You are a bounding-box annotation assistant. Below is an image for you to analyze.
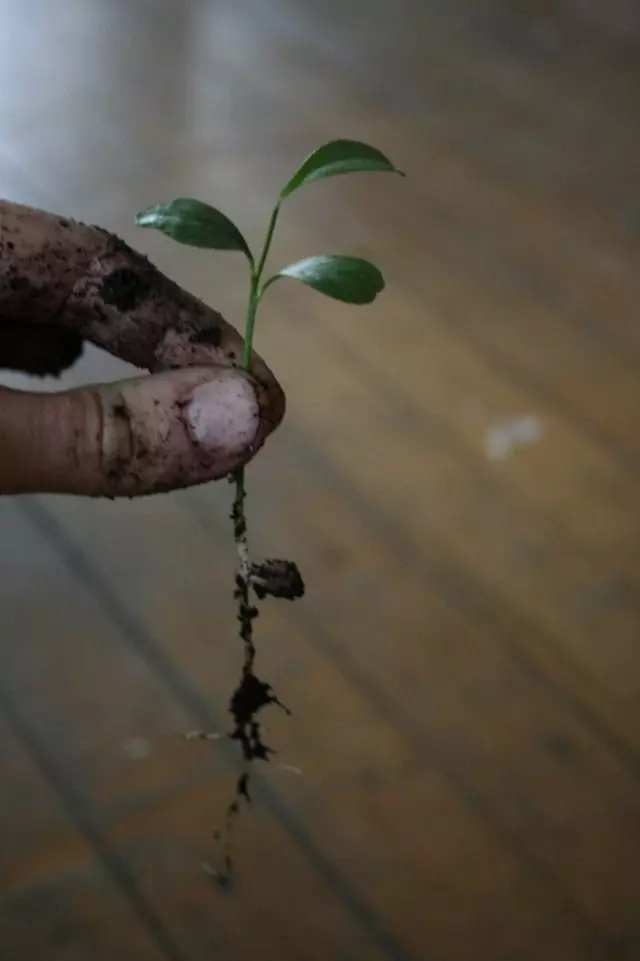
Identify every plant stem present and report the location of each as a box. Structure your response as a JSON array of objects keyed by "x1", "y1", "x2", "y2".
[
  {"x1": 242, "y1": 272, "x2": 260, "y2": 370},
  {"x1": 242, "y1": 199, "x2": 280, "y2": 368},
  {"x1": 256, "y1": 201, "x2": 281, "y2": 282},
  {"x1": 231, "y1": 200, "x2": 281, "y2": 717}
]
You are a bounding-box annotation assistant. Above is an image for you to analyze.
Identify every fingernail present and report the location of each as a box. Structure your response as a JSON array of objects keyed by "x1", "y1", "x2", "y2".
[{"x1": 185, "y1": 372, "x2": 260, "y2": 457}]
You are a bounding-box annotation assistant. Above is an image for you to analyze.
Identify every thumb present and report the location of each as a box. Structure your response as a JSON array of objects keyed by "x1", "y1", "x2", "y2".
[{"x1": 0, "y1": 365, "x2": 280, "y2": 497}]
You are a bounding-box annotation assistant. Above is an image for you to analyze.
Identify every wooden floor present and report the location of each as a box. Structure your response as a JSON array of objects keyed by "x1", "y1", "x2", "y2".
[{"x1": 1, "y1": 1, "x2": 639, "y2": 959}]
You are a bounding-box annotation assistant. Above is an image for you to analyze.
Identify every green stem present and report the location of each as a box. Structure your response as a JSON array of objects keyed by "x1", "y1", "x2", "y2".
[
  {"x1": 232, "y1": 199, "x2": 282, "y2": 668},
  {"x1": 242, "y1": 273, "x2": 260, "y2": 370},
  {"x1": 242, "y1": 201, "x2": 280, "y2": 369},
  {"x1": 255, "y1": 201, "x2": 281, "y2": 285}
]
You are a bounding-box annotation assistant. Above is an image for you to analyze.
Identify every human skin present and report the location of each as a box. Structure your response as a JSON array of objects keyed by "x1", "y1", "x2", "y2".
[{"x1": 0, "y1": 200, "x2": 285, "y2": 497}]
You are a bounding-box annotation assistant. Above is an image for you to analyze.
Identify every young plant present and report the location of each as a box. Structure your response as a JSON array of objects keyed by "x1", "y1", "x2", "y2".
[{"x1": 136, "y1": 139, "x2": 403, "y2": 880}]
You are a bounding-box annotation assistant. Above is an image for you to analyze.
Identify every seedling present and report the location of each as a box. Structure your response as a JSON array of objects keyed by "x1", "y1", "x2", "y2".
[{"x1": 136, "y1": 139, "x2": 403, "y2": 881}]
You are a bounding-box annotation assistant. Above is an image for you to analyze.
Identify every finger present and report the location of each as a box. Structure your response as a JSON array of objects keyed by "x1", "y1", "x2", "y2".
[
  {"x1": 0, "y1": 200, "x2": 282, "y2": 416},
  {"x1": 0, "y1": 365, "x2": 272, "y2": 498}
]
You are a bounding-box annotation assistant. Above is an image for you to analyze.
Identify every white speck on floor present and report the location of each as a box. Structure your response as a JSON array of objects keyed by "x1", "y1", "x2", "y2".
[{"x1": 485, "y1": 415, "x2": 544, "y2": 461}]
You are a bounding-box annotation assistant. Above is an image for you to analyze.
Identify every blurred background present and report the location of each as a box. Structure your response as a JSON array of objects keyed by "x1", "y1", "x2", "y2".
[{"x1": 1, "y1": 0, "x2": 639, "y2": 959}]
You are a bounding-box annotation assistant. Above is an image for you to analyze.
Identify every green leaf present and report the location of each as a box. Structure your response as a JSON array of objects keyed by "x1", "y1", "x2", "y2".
[
  {"x1": 135, "y1": 198, "x2": 252, "y2": 260},
  {"x1": 280, "y1": 139, "x2": 404, "y2": 198},
  {"x1": 265, "y1": 255, "x2": 385, "y2": 305}
]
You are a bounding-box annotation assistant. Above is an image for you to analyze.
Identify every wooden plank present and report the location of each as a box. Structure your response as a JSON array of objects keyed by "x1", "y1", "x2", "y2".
[
  {"x1": 188, "y1": 456, "x2": 640, "y2": 939},
  {"x1": 107, "y1": 767, "x2": 610, "y2": 961},
  {"x1": 0, "y1": 499, "x2": 225, "y2": 816},
  {"x1": 239, "y1": 291, "x2": 640, "y2": 720},
  {"x1": 0, "y1": 713, "x2": 90, "y2": 898},
  {"x1": 25, "y1": 502, "x2": 620, "y2": 957},
  {"x1": 0, "y1": 716, "x2": 174, "y2": 961},
  {"x1": 105, "y1": 780, "x2": 400, "y2": 961},
  {"x1": 0, "y1": 504, "x2": 398, "y2": 960},
  {"x1": 38, "y1": 484, "x2": 638, "y2": 955},
  {"x1": 231, "y1": 468, "x2": 640, "y2": 939},
  {"x1": 300, "y1": 775, "x2": 611, "y2": 961}
]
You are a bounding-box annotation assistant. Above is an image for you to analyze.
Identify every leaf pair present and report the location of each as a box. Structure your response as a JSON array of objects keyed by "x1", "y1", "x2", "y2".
[{"x1": 135, "y1": 139, "x2": 403, "y2": 305}]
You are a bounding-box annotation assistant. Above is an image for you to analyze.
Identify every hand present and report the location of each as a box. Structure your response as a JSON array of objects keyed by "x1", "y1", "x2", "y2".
[{"x1": 0, "y1": 200, "x2": 285, "y2": 497}]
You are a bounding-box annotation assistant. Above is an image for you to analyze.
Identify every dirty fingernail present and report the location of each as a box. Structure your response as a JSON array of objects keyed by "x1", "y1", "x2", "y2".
[{"x1": 185, "y1": 372, "x2": 260, "y2": 457}]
